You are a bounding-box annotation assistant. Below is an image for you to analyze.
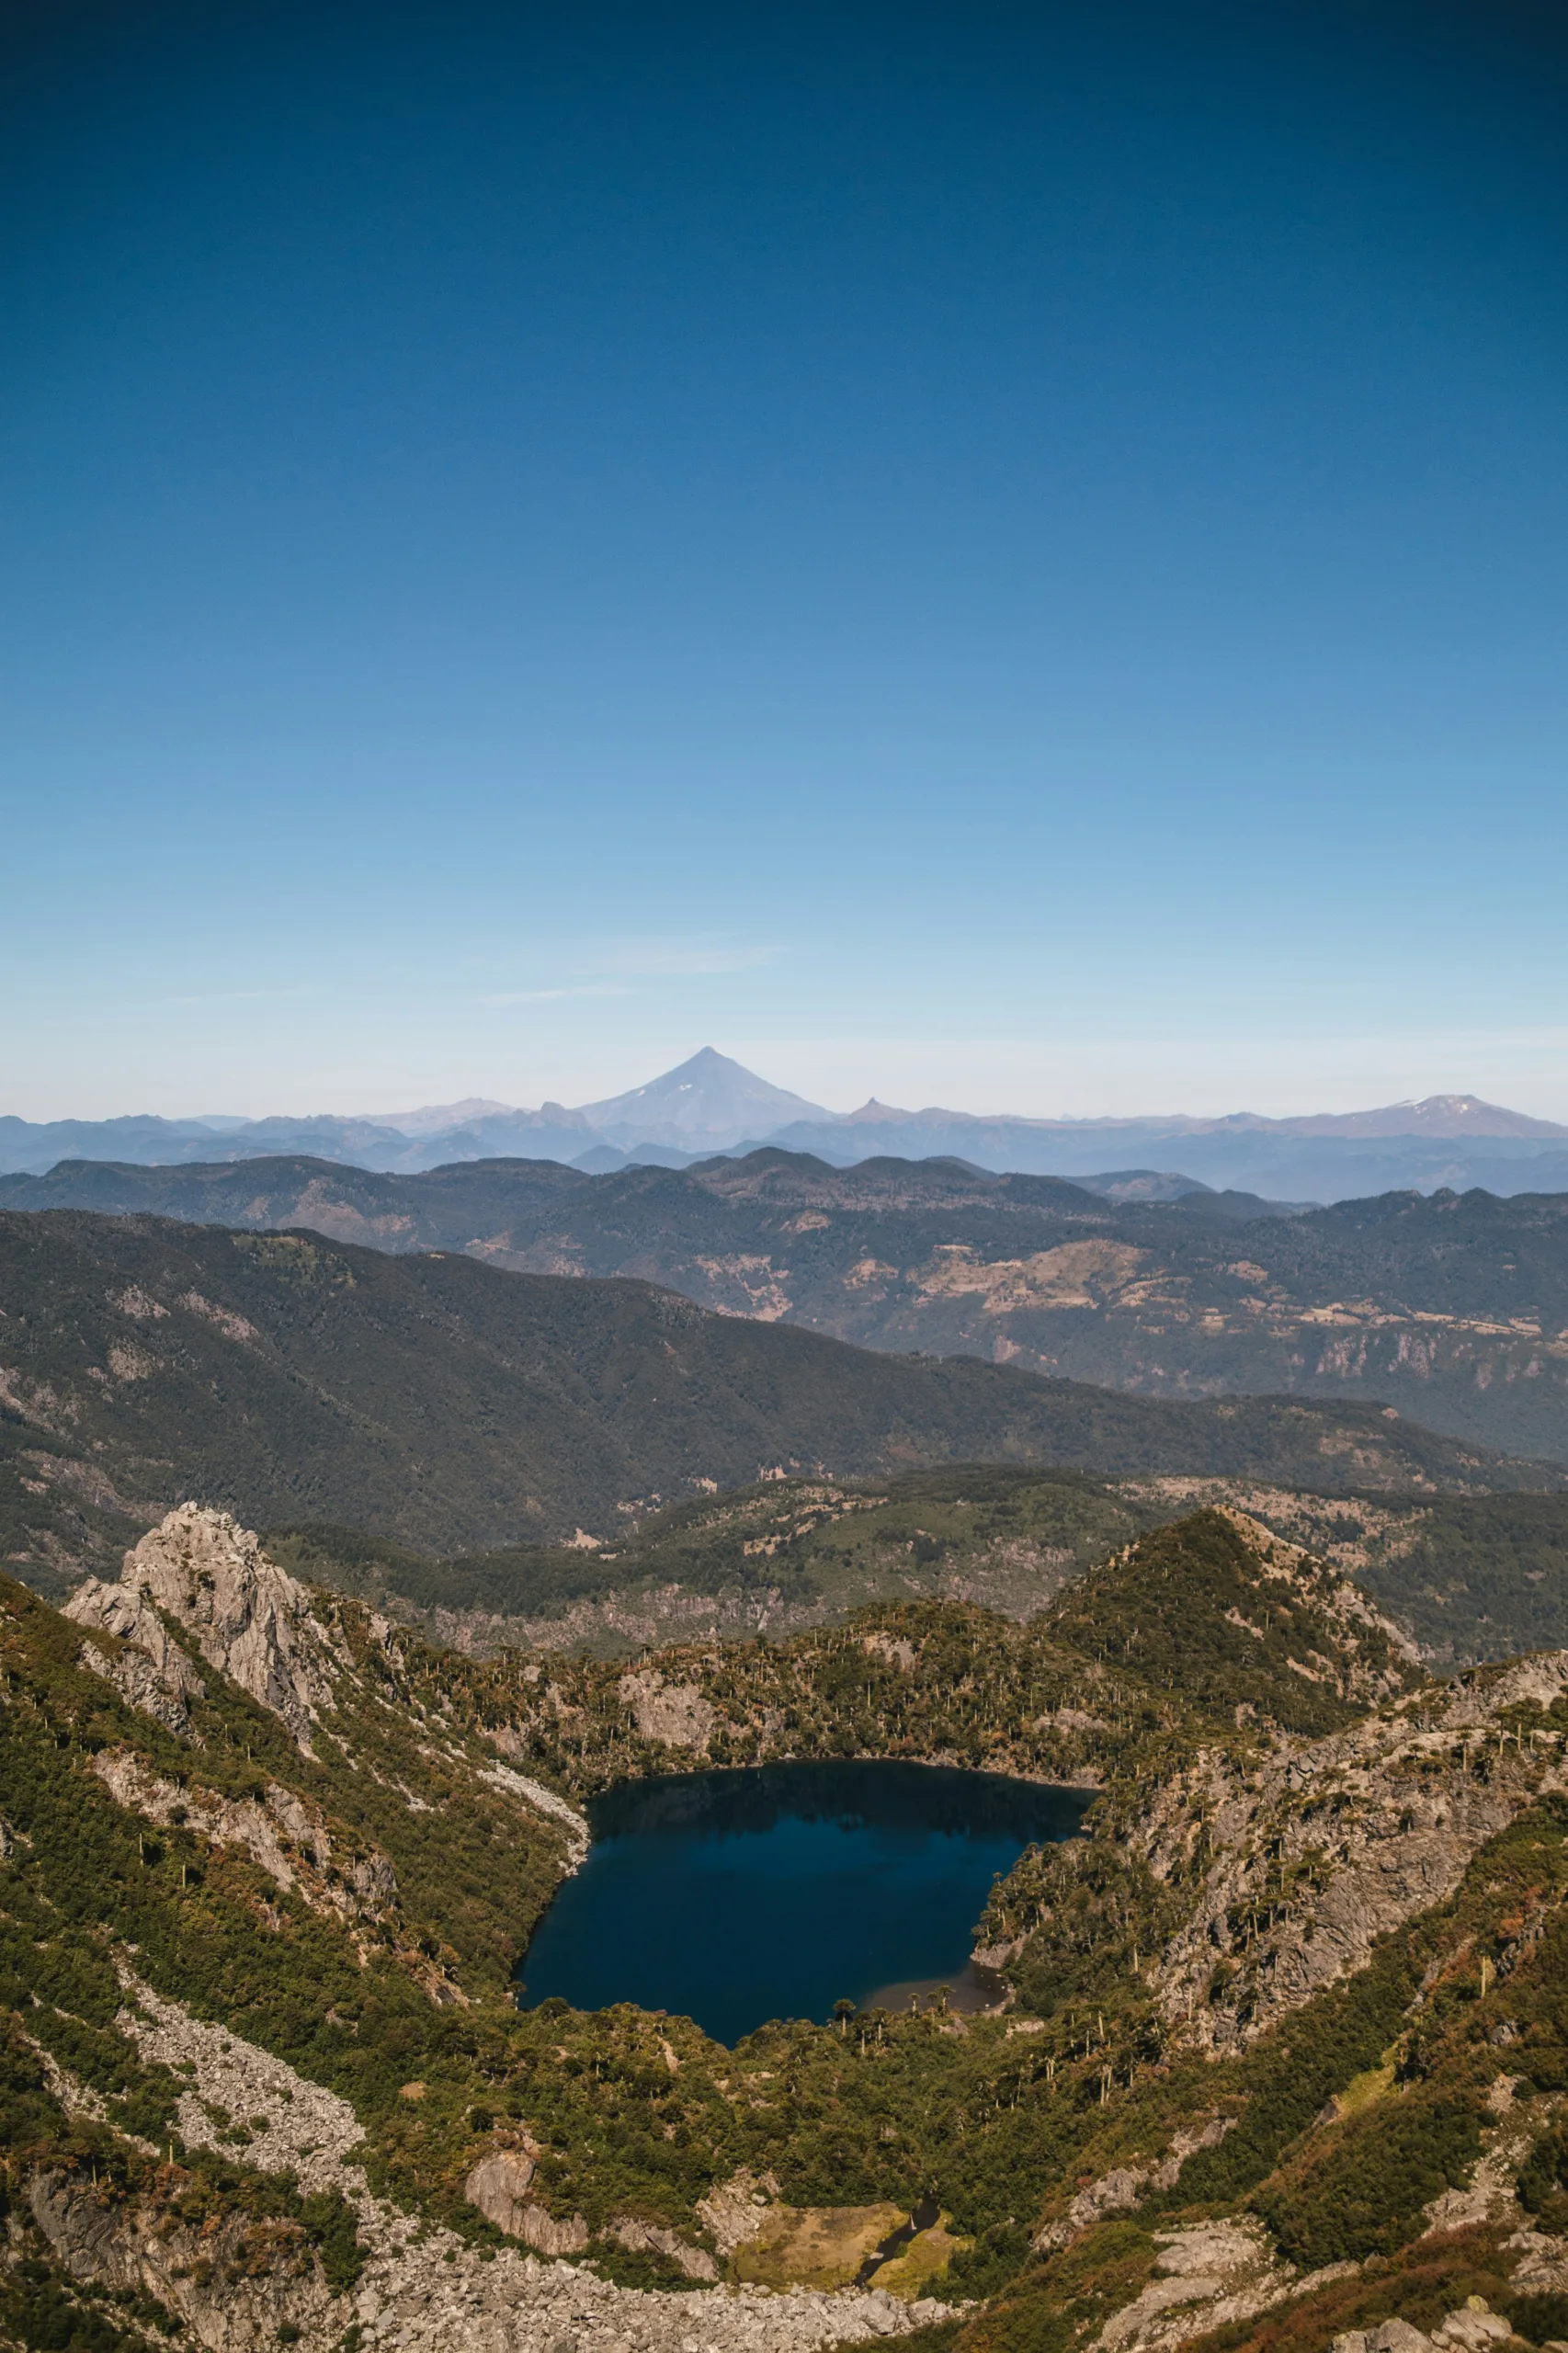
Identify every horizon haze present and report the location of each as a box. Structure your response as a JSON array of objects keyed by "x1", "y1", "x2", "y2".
[{"x1": 9, "y1": 1047, "x2": 1568, "y2": 1200}]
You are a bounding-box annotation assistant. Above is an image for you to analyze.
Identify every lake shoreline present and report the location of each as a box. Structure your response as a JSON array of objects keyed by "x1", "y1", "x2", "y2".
[{"x1": 517, "y1": 1756, "x2": 1085, "y2": 2042}]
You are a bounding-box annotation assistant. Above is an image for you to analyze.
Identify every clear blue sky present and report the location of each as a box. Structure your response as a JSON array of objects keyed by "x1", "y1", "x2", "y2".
[{"x1": 3, "y1": 0, "x2": 1565, "y2": 1120}]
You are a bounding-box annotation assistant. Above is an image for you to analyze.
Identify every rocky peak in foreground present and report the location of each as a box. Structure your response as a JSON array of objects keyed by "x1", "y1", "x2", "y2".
[{"x1": 66, "y1": 1505, "x2": 341, "y2": 1753}]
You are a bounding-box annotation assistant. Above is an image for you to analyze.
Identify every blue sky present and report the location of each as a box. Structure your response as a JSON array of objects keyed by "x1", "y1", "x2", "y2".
[{"x1": 3, "y1": 0, "x2": 1565, "y2": 1120}]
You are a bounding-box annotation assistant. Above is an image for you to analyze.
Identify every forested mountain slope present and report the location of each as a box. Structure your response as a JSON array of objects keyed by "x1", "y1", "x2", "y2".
[
  {"x1": 2, "y1": 1211, "x2": 1551, "y2": 1595},
  {"x1": 6, "y1": 1500, "x2": 1568, "y2": 2353},
  {"x1": 10, "y1": 1153, "x2": 1568, "y2": 1464}
]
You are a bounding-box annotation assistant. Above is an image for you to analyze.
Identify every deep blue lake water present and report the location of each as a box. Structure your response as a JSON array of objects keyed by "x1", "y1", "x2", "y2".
[{"x1": 517, "y1": 1758, "x2": 1087, "y2": 2045}]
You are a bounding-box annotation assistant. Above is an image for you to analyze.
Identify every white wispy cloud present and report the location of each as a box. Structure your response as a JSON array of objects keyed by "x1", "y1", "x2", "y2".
[
  {"x1": 477, "y1": 984, "x2": 631, "y2": 1005},
  {"x1": 473, "y1": 938, "x2": 785, "y2": 1004},
  {"x1": 594, "y1": 939, "x2": 785, "y2": 978},
  {"x1": 163, "y1": 988, "x2": 297, "y2": 1006}
]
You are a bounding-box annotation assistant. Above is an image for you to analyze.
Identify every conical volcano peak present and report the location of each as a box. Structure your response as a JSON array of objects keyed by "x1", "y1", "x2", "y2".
[{"x1": 576, "y1": 1049, "x2": 831, "y2": 1149}]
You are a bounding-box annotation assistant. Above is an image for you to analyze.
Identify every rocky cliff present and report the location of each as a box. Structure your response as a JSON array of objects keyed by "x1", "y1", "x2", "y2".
[{"x1": 68, "y1": 1505, "x2": 342, "y2": 1754}]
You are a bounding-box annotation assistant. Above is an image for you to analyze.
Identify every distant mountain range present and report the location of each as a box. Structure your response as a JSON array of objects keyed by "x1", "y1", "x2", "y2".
[
  {"x1": 11, "y1": 1145, "x2": 1568, "y2": 1466},
  {"x1": 6, "y1": 1047, "x2": 1568, "y2": 1199}
]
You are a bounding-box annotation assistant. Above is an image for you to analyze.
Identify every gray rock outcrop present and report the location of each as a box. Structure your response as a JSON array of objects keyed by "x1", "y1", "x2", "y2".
[
  {"x1": 619, "y1": 1668, "x2": 715, "y2": 1752},
  {"x1": 66, "y1": 1576, "x2": 208, "y2": 1738},
  {"x1": 610, "y1": 2217, "x2": 720, "y2": 2280},
  {"x1": 1134, "y1": 1651, "x2": 1568, "y2": 2048},
  {"x1": 83, "y1": 1504, "x2": 341, "y2": 1754},
  {"x1": 90, "y1": 1746, "x2": 398, "y2": 1927}
]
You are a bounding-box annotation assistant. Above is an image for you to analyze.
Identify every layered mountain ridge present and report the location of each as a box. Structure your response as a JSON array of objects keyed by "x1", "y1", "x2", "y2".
[
  {"x1": 8, "y1": 1051, "x2": 1568, "y2": 1199},
  {"x1": 12, "y1": 1150, "x2": 1568, "y2": 1467}
]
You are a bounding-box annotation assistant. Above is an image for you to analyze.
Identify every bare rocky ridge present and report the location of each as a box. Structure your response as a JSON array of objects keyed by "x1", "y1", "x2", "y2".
[
  {"x1": 68, "y1": 1505, "x2": 340, "y2": 1754},
  {"x1": 89, "y1": 1746, "x2": 400, "y2": 1931},
  {"x1": 54, "y1": 1506, "x2": 577, "y2": 2006},
  {"x1": 65, "y1": 1574, "x2": 208, "y2": 1738}
]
